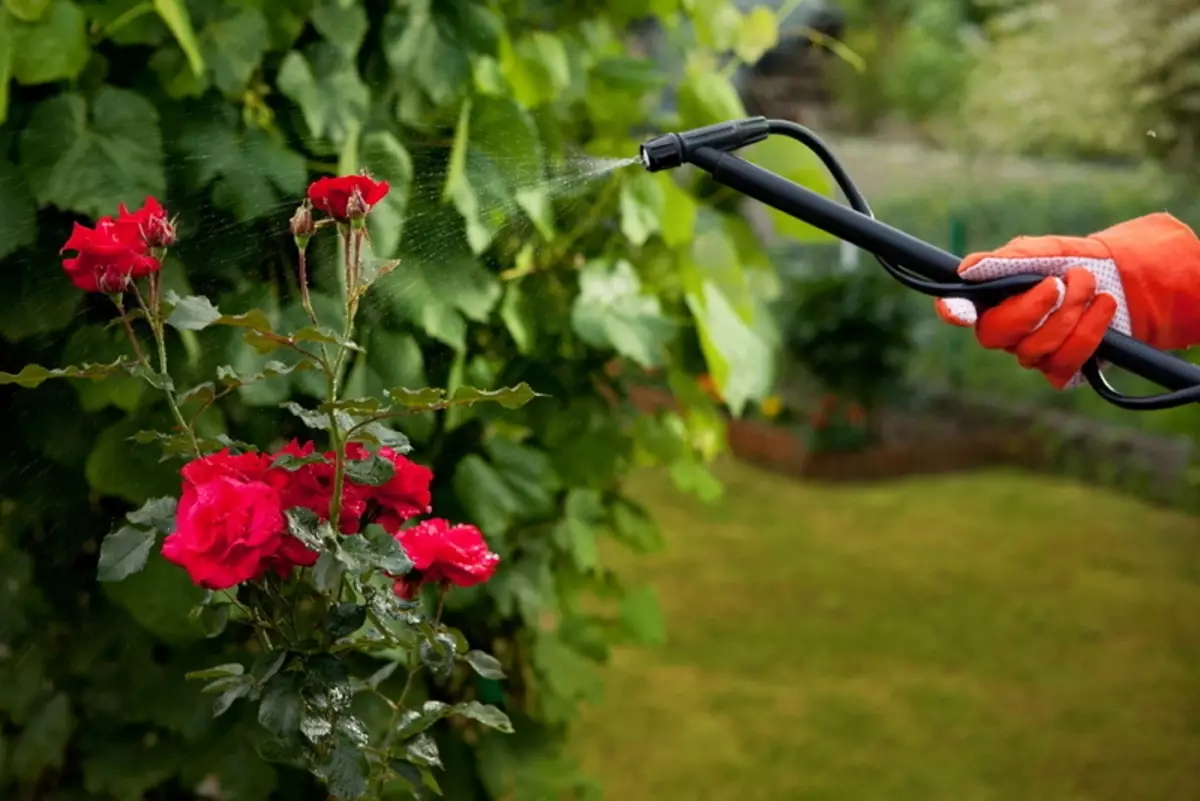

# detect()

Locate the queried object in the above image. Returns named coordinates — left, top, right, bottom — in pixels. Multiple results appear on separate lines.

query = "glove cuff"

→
left=1090, top=213, right=1200, bottom=350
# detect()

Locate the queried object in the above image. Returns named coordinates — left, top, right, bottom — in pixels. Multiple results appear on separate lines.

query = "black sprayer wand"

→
left=638, top=116, right=1200, bottom=410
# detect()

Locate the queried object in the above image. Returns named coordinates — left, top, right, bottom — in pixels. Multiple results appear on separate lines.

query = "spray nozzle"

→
left=638, top=116, right=770, bottom=172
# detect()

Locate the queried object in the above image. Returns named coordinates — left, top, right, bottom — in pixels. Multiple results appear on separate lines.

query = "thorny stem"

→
left=132, top=281, right=201, bottom=456
left=297, top=248, right=319, bottom=327
left=326, top=227, right=362, bottom=530
left=112, top=295, right=148, bottom=364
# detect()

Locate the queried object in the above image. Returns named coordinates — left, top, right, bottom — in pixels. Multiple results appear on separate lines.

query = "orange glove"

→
left=935, top=213, right=1200, bottom=389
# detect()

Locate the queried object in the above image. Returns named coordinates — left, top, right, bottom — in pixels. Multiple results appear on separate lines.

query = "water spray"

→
left=638, top=117, right=1200, bottom=410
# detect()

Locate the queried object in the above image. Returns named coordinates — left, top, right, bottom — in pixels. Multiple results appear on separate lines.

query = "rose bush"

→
left=3, top=181, right=531, bottom=798
left=0, top=0, right=833, bottom=798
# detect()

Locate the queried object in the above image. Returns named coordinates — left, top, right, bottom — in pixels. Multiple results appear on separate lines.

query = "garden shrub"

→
left=0, top=0, right=831, bottom=798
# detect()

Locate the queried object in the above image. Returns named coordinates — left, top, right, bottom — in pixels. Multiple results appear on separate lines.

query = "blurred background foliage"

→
left=3, top=0, right=1200, bottom=799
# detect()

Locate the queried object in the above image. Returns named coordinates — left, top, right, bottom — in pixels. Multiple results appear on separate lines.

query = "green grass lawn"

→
left=573, top=460, right=1200, bottom=801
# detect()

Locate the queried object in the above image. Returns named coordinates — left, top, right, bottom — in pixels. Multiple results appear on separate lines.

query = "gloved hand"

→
left=935, top=213, right=1200, bottom=389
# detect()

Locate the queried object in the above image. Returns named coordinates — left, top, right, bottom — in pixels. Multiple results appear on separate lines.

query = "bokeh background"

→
left=2, top=0, right=1199, bottom=799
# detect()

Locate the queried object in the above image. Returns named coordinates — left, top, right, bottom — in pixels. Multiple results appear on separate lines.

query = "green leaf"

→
left=312, top=0, right=367, bottom=57
left=0, top=360, right=131, bottom=388
left=677, top=71, right=746, bottom=129
left=404, top=732, right=442, bottom=769
left=258, top=673, right=303, bottom=738
left=453, top=701, right=513, bottom=733
left=619, top=585, right=667, bottom=645
left=619, top=172, right=664, bottom=246
left=571, top=259, right=675, bottom=369
left=272, top=451, right=328, bottom=471
left=382, top=7, right=471, bottom=105
left=0, top=154, right=35, bottom=258
left=200, top=5, right=268, bottom=95
left=19, top=87, right=166, bottom=220
left=375, top=211, right=501, bottom=351
left=126, top=496, right=177, bottom=533
left=165, top=293, right=273, bottom=332
left=312, top=552, right=344, bottom=594
left=153, top=0, right=204, bottom=76
left=610, top=497, right=664, bottom=553
left=285, top=507, right=331, bottom=551
left=344, top=451, right=396, bottom=487
left=97, top=525, right=156, bottom=582
left=358, top=524, right=413, bottom=575
left=0, top=15, right=11, bottom=126
left=384, top=383, right=541, bottom=413
left=683, top=278, right=772, bottom=417
left=327, top=602, right=366, bottom=638
left=177, top=110, right=307, bottom=220
left=185, top=663, right=245, bottom=681
left=104, top=551, right=208, bottom=645
left=10, top=693, right=73, bottom=782
left=395, top=700, right=451, bottom=739
left=10, top=0, right=88, bottom=85
left=443, top=95, right=547, bottom=254
left=5, top=0, right=50, bottom=21
left=464, top=650, right=506, bottom=680
left=657, top=173, right=698, bottom=247
left=277, top=43, right=368, bottom=147
left=356, top=130, right=412, bottom=259
left=735, top=5, right=779, bottom=64
left=282, top=401, right=335, bottom=432
left=314, top=739, right=368, bottom=800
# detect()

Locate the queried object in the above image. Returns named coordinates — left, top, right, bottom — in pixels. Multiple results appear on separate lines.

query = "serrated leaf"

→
left=362, top=660, right=400, bottom=690
left=301, top=714, right=333, bottom=742
left=463, top=650, right=506, bottom=680
left=312, top=551, right=344, bottom=593
left=571, top=259, right=675, bottom=369
left=126, top=496, right=177, bottom=533
left=327, top=602, right=366, bottom=638
left=0, top=360, right=132, bottom=388
left=344, top=451, right=396, bottom=487
left=349, top=421, right=411, bottom=451
left=453, top=700, right=513, bottom=733
left=186, top=663, right=246, bottom=681
left=282, top=401, right=334, bottom=431
left=258, top=673, right=303, bottom=738
left=213, top=682, right=252, bottom=717
left=272, top=451, right=328, bottom=471
left=285, top=507, right=329, bottom=550
left=450, top=383, right=541, bottom=409
left=19, top=88, right=165, bottom=220
left=314, top=739, right=368, bottom=800
left=404, top=732, right=441, bottom=769
left=395, top=700, right=451, bottom=739
left=97, top=525, right=156, bottom=582
left=384, top=387, right=445, bottom=407
left=164, top=292, right=272, bottom=333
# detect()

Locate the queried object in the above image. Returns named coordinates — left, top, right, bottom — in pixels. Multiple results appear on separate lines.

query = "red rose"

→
left=273, top=440, right=369, bottom=534
left=60, top=220, right=160, bottom=293
left=167, top=449, right=320, bottom=585
left=307, top=175, right=389, bottom=221
left=114, top=196, right=175, bottom=249
left=162, top=473, right=288, bottom=590
left=391, top=518, right=500, bottom=598
left=344, top=444, right=432, bottom=532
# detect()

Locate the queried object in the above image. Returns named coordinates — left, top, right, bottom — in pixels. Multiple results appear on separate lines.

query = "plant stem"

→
left=297, top=248, right=319, bottom=327
left=132, top=281, right=201, bottom=456
left=112, top=296, right=148, bottom=364
left=326, top=227, right=361, bottom=531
